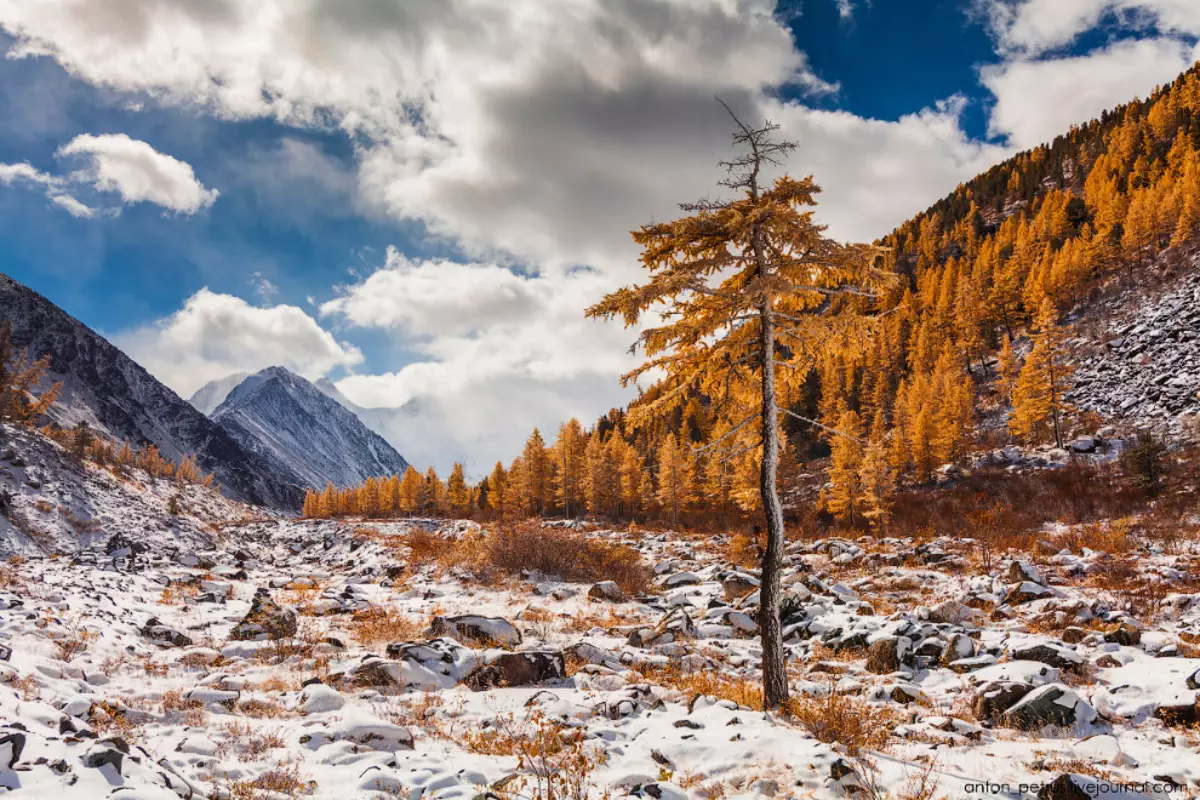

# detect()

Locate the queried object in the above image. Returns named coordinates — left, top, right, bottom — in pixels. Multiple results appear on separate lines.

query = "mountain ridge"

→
left=0, top=272, right=303, bottom=509
left=210, top=366, right=411, bottom=489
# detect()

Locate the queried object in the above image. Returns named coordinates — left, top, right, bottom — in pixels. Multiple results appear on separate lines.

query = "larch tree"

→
left=1010, top=299, right=1074, bottom=447
left=655, top=433, right=694, bottom=527
left=0, top=320, right=61, bottom=425
left=823, top=409, right=864, bottom=524
left=587, top=107, right=886, bottom=709
left=552, top=419, right=587, bottom=518
left=447, top=463, right=469, bottom=517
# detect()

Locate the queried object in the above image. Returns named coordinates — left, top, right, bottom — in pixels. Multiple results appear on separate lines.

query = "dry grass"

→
left=634, top=662, right=764, bottom=710
left=783, top=687, right=899, bottom=755
left=349, top=606, right=424, bottom=647
left=229, top=764, right=312, bottom=800
left=407, top=522, right=653, bottom=596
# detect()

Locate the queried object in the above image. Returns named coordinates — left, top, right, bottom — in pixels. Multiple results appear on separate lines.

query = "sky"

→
left=0, top=0, right=1198, bottom=474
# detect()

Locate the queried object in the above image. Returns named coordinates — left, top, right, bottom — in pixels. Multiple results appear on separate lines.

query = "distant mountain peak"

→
left=211, top=367, right=410, bottom=489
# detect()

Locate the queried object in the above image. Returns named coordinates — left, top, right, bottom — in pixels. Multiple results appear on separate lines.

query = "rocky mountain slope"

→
left=0, top=274, right=302, bottom=509
left=1067, top=258, right=1200, bottom=433
left=209, top=367, right=410, bottom=489
left=0, top=422, right=264, bottom=557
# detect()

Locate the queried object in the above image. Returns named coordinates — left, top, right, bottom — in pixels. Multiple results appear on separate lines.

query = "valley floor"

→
left=2, top=516, right=1200, bottom=799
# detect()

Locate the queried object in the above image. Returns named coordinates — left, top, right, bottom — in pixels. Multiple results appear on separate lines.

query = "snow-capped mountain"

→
left=189, top=371, right=250, bottom=415
left=209, top=366, right=410, bottom=488
left=0, top=273, right=303, bottom=509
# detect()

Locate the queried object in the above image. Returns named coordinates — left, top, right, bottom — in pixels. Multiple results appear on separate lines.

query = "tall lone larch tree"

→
left=587, top=106, right=886, bottom=708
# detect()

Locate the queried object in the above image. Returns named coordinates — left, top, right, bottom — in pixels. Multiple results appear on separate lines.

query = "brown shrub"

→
left=482, top=522, right=653, bottom=595
left=634, top=663, right=763, bottom=710
left=350, top=606, right=424, bottom=647
left=784, top=687, right=898, bottom=755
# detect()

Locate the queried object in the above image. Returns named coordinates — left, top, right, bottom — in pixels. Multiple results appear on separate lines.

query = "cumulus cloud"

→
left=57, top=133, right=219, bottom=213
left=982, top=37, right=1200, bottom=149
left=323, top=247, right=639, bottom=471
left=0, top=133, right=216, bottom=216
left=980, top=0, right=1200, bottom=56
left=114, top=289, right=363, bottom=398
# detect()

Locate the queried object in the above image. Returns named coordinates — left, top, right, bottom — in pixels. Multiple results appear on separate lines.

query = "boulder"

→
left=0, top=731, right=25, bottom=769
left=1011, top=642, right=1085, bottom=673
left=427, top=615, right=521, bottom=648
left=1153, top=696, right=1200, bottom=727
left=1005, top=582, right=1055, bottom=605
left=722, top=573, right=760, bottom=602
left=463, top=651, right=566, bottom=690
left=1007, top=561, right=1045, bottom=585
left=1004, top=683, right=1094, bottom=730
left=1103, top=623, right=1141, bottom=646
left=628, top=609, right=697, bottom=648
left=229, top=590, right=297, bottom=641
left=941, top=633, right=976, bottom=663
left=866, top=636, right=911, bottom=675
left=588, top=581, right=626, bottom=602
left=140, top=617, right=192, bottom=648
left=972, top=681, right=1034, bottom=723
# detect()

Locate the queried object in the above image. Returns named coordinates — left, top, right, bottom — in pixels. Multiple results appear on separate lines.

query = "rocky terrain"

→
left=1068, top=264, right=1200, bottom=433
left=2, top=493, right=1200, bottom=798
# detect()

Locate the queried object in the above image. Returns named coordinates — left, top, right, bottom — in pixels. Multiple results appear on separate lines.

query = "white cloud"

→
left=835, top=0, right=855, bottom=21
left=323, top=247, right=638, bottom=471
left=114, top=289, right=363, bottom=398
left=981, top=37, right=1200, bottom=149
left=57, top=133, right=218, bottom=214
left=0, top=160, right=94, bottom=216
left=981, top=0, right=1200, bottom=56
left=0, top=133, right=215, bottom=216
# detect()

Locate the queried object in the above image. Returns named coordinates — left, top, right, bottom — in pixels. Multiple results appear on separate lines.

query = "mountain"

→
left=189, top=372, right=250, bottom=415
left=0, top=273, right=303, bottom=509
left=210, top=366, right=410, bottom=488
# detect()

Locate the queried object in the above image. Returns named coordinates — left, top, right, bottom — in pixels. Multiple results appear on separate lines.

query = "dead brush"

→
left=229, top=763, right=313, bottom=800
left=482, top=522, right=654, bottom=596
left=472, top=711, right=606, bottom=800
left=633, top=662, right=763, bottom=710
left=783, top=685, right=898, bottom=755
left=1059, top=519, right=1136, bottom=555
left=349, top=606, right=425, bottom=647
left=219, top=720, right=286, bottom=759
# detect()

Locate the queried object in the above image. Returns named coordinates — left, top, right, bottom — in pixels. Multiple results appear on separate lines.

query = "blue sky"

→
left=0, top=0, right=1197, bottom=471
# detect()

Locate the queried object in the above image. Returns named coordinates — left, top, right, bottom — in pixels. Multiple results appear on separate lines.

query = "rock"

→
left=588, top=582, right=625, bottom=602
left=628, top=609, right=697, bottom=648
left=1004, top=683, right=1094, bottom=730
left=82, top=746, right=124, bottom=773
left=972, top=681, right=1034, bottom=723
left=140, top=617, right=192, bottom=648
left=941, top=633, right=976, bottom=663
left=0, top=731, right=25, bottom=769
left=866, top=636, right=911, bottom=674
left=1187, top=668, right=1200, bottom=690
left=1037, top=774, right=1091, bottom=800
left=1005, top=581, right=1055, bottom=605
left=1068, top=437, right=1097, bottom=453
left=1153, top=696, right=1200, bottom=727
left=1011, top=642, right=1085, bottom=672
left=463, top=651, right=566, bottom=690
left=929, top=600, right=977, bottom=625
left=229, top=589, right=297, bottom=641
left=1007, top=561, right=1045, bottom=585
left=1061, top=627, right=1088, bottom=644
left=664, top=571, right=701, bottom=588
left=300, top=683, right=345, bottom=713
left=1103, top=623, right=1141, bottom=646
left=722, top=573, right=759, bottom=602
left=428, top=615, right=522, bottom=647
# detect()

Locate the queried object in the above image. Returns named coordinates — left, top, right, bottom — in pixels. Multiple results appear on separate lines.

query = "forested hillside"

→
left=314, top=64, right=1200, bottom=529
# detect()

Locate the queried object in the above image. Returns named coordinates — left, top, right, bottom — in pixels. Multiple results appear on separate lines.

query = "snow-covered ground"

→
left=2, top=505, right=1200, bottom=799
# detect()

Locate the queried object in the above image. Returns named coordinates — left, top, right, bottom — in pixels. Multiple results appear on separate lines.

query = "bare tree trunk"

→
left=757, top=298, right=789, bottom=710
